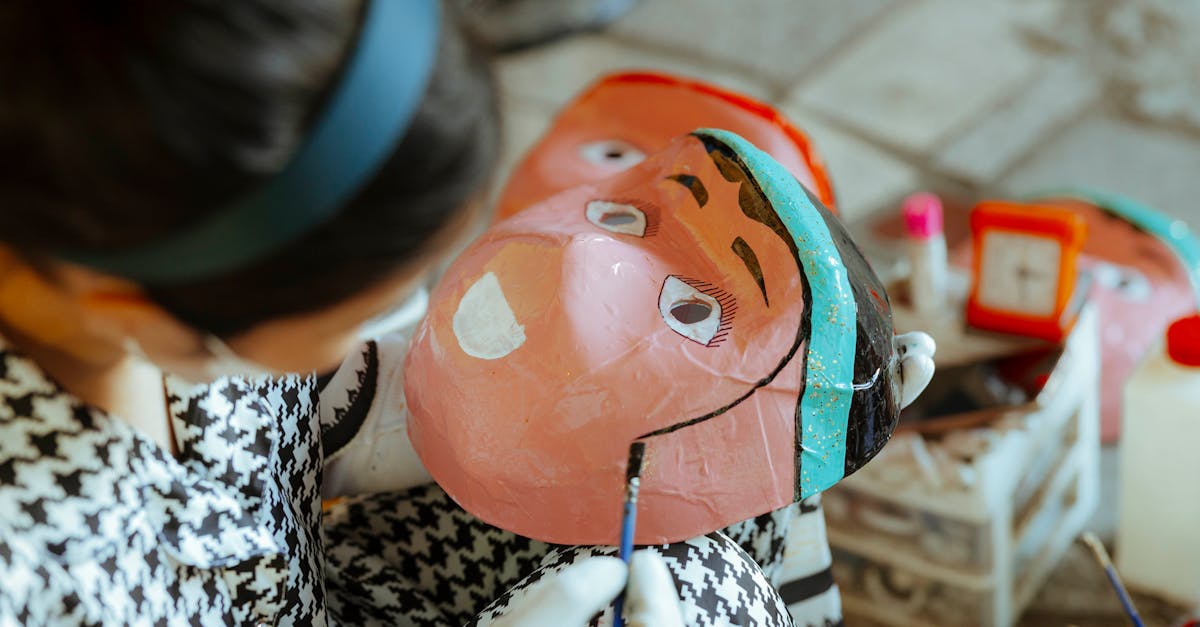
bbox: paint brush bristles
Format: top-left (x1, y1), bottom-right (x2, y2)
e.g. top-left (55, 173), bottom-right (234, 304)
top-left (1081, 532), bottom-right (1145, 627)
top-left (614, 441), bottom-right (646, 627)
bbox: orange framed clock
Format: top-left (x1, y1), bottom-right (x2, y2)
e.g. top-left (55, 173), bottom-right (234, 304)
top-left (966, 201), bottom-right (1088, 342)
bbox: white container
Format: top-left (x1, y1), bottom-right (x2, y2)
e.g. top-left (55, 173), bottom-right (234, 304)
top-left (1117, 314), bottom-right (1200, 605)
top-left (825, 305), bottom-right (1101, 627)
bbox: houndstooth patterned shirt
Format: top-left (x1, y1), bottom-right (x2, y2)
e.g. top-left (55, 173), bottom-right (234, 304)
top-left (0, 333), bottom-right (811, 626)
top-left (0, 339), bottom-right (325, 626)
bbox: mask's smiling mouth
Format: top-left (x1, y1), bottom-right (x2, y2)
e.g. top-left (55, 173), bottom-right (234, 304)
top-left (635, 327), bottom-right (809, 440)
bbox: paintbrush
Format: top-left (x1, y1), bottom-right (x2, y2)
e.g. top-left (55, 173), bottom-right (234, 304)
top-left (1081, 532), bottom-right (1145, 627)
top-left (613, 441), bottom-right (646, 627)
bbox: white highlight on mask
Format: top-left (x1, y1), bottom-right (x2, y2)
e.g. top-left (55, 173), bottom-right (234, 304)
top-left (453, 272), bottom-right (526, 360)
top-left (892, 331), bottom-right (936, 409)
top-left (659, 276), bottom-right (722, 345)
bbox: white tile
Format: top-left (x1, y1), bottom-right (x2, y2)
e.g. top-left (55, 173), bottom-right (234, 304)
top-left (933, 58), bottom-right (1102, 184)
top-left (792, 0), bottom-right (1050, 153)
top-left (778, 104), bottom-right (921, 222)
top-left (610, 0), bottom-right (897, 87)
top-left (1000, 113), bottom-right (1200, 225)
top-left (495, 34), bottom-right (771, 110)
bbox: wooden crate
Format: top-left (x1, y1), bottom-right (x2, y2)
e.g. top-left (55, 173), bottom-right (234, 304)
top-left (820, 305), bottom-right (1100, 626)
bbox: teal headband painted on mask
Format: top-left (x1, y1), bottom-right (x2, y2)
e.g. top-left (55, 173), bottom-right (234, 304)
top-left (62, 0), bottom-right (442, 284)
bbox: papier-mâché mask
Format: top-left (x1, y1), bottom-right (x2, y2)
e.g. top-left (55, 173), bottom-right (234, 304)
top-left (406, 130), bottom-right (934, 544)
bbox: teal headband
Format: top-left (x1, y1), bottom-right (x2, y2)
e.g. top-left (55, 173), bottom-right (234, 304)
top-left (696, 128), bottom-right (859, 497)
top-left (63, 0), bottom-right (442, 284)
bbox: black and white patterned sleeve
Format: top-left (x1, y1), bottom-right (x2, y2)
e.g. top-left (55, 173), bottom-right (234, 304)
top-left (0, 526), bottom-right (102, 626)
top-left (469, 533), bottom-right (796, 627)
top-left (324, 483), bottom-right (796, 627)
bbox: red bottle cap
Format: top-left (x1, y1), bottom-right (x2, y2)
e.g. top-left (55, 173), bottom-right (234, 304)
top-left (1166, 314), bottom-right (1200, 366)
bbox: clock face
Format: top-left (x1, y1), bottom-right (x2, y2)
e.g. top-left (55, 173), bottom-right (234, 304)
top-left (976, 230), bottom-right (1062, 317)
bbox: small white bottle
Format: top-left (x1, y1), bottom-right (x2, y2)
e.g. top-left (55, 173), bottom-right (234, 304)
top-left (1117, 313), bottom-right (1200, 605)
top-left (901, 193), bottom-right (948, 316)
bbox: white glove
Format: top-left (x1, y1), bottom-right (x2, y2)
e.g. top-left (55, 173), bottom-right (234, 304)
top-left (492, 551), bottom-right (685, 627)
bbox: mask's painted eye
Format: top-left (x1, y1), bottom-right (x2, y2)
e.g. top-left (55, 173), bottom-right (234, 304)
top-left (579, 140), bottom-right (646, 169)
top-left (1093, 262), bottom-right (1151, 302)
top-left (659, 276), bottom-right (733, 346)
top-left (587, 200), bottom-right (648, 237)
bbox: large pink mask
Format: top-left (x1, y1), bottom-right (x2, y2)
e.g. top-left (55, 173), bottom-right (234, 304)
top-left (493, 71), bottom-right (837, 222)
top-left (406, 131), bottom-right (935, 544)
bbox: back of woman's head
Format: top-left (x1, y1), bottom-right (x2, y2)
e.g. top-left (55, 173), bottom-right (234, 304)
top-left (0, 0), bottom-right (498, 337)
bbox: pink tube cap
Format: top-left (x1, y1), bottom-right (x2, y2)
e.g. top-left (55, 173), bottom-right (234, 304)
top-left (902, 192), bottom-right (944, 240)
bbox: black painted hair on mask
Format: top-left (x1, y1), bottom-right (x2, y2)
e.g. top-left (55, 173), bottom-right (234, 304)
top-left (694, 132), bottom-right (898, 484)
top-left (0, 0), bottom-right (499, 336)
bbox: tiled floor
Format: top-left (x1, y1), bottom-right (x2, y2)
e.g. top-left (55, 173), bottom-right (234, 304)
top-left (494, 0), bottom-right (1200, 224)
top-left (490, 1), bottom-right (1200, 624)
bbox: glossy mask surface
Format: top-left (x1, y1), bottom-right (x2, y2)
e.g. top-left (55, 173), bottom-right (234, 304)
top-left (406, 131), bottom-right (902, 544)
top-left (493, 72), bottom-right (836, 222)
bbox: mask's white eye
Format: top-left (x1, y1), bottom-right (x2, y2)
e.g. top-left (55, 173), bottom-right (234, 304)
top-left (579, 140), bottom-right (646, 169)
top-left (587, 200), bottom-right (647, 237)
top-left (659, 276), bottom-right (726, 345)
top-left (1092, 262), bottom-right (1152, 302)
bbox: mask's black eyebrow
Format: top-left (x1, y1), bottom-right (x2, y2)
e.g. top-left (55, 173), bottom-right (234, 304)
top-left (665, 174), bottom-right (708, 208)
top-left (732, 237), bottom-right (768, 306)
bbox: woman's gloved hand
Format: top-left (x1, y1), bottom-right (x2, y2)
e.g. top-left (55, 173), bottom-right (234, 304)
top-left (493, 551), bottom-right (685, 627)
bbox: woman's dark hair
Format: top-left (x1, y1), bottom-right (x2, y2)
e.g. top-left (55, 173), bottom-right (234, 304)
top-left (0, 0), bottom-right (499, 336)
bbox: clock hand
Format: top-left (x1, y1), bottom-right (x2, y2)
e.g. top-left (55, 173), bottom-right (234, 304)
top-left (1016, 259), bottom-right (1049, 304)
top-left (1017, 264), bottom-right (1031, 302)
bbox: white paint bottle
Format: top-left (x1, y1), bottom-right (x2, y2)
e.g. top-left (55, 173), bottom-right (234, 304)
top-left (902, 193), bottom-right (948, 316)
top-left (1117, 313), bottom-right (1200, 605)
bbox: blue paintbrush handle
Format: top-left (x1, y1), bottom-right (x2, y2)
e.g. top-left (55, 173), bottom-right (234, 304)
top-left (614, 442), bottom-right (646, 627)
top-left (613, 479), bottom-right (638, 627)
